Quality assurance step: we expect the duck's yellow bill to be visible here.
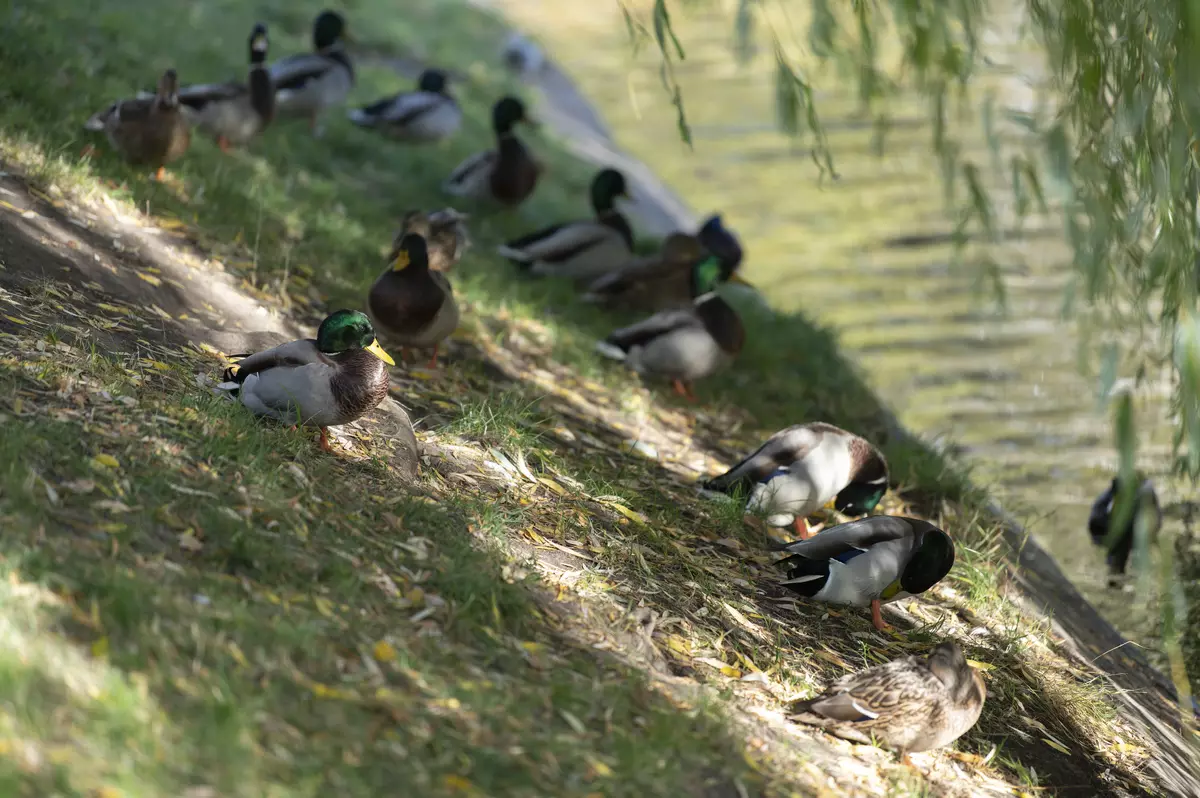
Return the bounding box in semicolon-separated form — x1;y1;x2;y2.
366;338;395;365
391;250;410;271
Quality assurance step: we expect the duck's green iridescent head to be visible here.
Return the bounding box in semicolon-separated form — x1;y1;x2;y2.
590;168;628;213
313;10;348;50
316;310;394;365
418;69;449;95
899;526;955;594
689;256;723;298
834;481;887;516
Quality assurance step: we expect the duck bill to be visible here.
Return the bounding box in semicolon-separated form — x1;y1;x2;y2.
366;338;395;366
726;273;753;287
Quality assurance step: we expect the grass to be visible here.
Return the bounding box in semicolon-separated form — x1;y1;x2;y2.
0;0;1175;795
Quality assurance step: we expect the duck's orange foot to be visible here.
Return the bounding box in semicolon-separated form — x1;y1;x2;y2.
318;427;333;452
217;135;233;153
793;517;810;540
870;599;891;632
153;166;167;181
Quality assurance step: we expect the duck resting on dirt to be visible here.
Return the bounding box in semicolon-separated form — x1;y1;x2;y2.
1087;474;1161;585
83;68;191;180
497;167;633;283
369;232;460;368
594;255;745;399
699;423;889;540
217;309;394;451
390;208;471;274
775;515;955;631
789;641;986;760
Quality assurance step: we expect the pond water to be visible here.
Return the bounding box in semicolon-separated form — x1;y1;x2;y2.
491;2;1179;651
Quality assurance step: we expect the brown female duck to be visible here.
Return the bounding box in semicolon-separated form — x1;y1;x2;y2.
84;68;191;180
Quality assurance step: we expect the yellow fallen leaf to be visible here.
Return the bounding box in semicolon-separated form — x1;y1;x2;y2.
443;775;474;791
4;315;27;325
11;398;22;415
178;532;203;552
405;587;425;605
137;272;162;287
92;453;120;469
91;636;109;658
965;658;995;672
1043;737;1071;755
663;635;690;655
586;756;613;778
141;359;171;371
537;477;567;495
719;665;743;678
313;596;334;617
373;640;397;663
227;642;248;667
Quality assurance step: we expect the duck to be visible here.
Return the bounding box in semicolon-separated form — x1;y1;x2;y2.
391;208;471;273
775;516;955;631
502;32;545;80
442;96;541;206
169;23;275;151
789;641;986;758
497;168;634;283
83;68;191;180
216;309;394;451
582;214;748;311
700;423;889;539
594;256;745;399
1087;474;1161;584
268;10;354;135
368;233;460;367
348;69;461;143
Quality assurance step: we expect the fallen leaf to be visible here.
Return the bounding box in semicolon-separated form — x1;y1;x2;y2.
92;453;120;469
313;596;335;617
373;640;397;663
92;499;132;514
1042;736;1071;755
178;532;203;552
91;636;109;658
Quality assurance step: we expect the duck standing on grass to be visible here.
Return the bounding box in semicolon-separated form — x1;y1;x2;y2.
348;69;462;143
268;10;354;136
700;423;889;540
368;233;460;368
497;167;634;283
83;68;191;180
775;515;955;631
217;310;394;451
583;214;748;311
442;96;541;206
789;641;986;761
171;23;275;151
1087;474;1162;584
595;257;745;400
392;209;470;273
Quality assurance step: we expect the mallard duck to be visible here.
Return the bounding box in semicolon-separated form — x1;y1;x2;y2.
368;233;460;367
776;516;955;631
582;214;748;311
497;168;633;283
442;96;541;206
171;23;275;151
216;309;394;451
594;257;745;399
348;69;461;143
700;423;889;539
391;208;470;273
268;10;354;136
83;68;191;180
1088;474;1161;583
789;642;985;756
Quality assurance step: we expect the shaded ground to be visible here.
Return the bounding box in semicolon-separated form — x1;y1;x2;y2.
0;0;1195;794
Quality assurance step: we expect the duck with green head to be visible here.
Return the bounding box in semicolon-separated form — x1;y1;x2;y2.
442;96;541;206
349;68;461;143
701;423;889;540
170;23;275;151
368;233;460;367
217;309;394;451
594;253;745;399
582;213;749;311
775;516;955;631
268;10;354;136
497;167;634;283
84;68;191;180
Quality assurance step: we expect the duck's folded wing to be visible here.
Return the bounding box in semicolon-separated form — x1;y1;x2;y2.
443;150;496;193
776;516;914;558
226;339;324;381
703;424;822;493
178;81;247;110
503;222;612;263
270;54;334;92
368;92;447;126
605;309;700;351
243;361;336;417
